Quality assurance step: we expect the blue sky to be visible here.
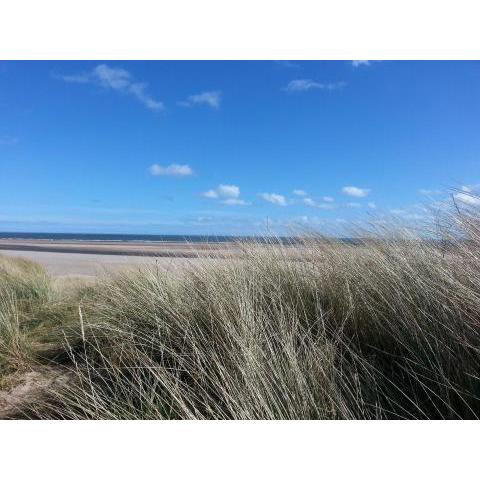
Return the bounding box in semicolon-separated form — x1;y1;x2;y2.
1;60;479;234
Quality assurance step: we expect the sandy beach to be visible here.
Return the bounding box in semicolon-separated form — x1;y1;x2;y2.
0;240;237;279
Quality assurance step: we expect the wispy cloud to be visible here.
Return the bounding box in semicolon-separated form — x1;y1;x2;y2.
291;190;336;207
259;193;288;206
303;197;335;209
149;164;193;176
0;135;18;145
284;79;346;92
347;202;361;208
419;188;442;195
202;189;219;199
368;202;377;209
342;186;370;198
352;60;371;67
222;198;249;206
55;64;164;111
128;83;164;110
179;91;221;109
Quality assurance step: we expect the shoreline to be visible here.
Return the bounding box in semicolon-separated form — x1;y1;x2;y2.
0;239;237;258
0;240;239;278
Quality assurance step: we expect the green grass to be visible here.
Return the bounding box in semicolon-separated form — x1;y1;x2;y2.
2;205;480;419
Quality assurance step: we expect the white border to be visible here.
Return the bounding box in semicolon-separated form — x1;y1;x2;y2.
0;420;478;479
1;1;479;477
0;0;479;59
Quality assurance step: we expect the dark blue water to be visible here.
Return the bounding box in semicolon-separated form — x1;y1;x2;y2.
0;231;300;244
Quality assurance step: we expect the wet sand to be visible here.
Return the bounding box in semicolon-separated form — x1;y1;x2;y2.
0;240;238;279
0;239;236;257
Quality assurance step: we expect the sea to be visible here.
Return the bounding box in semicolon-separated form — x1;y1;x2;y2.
0;232;297;244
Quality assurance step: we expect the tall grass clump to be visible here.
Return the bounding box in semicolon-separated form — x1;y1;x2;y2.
3;202;480;419
0;256;52;376
0;256;85;383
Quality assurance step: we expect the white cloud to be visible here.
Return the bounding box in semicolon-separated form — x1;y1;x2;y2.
222;198;249;206
285;79;320;91
217;184;240;198
352;60;371;67
342;186;370;198
259;193;288;206
368;202;377;209
390;209;406;215
149;163;193;176
347;202;361;208
203;184;246;205
94;64;131;90
55;64;164;111
202;189;219;199
303;197;316;207
293;189;307;196
322;196;334;202
284;79;346;92
179;91;221;109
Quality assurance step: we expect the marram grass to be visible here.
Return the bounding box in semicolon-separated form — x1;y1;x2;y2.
2;206;480;419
